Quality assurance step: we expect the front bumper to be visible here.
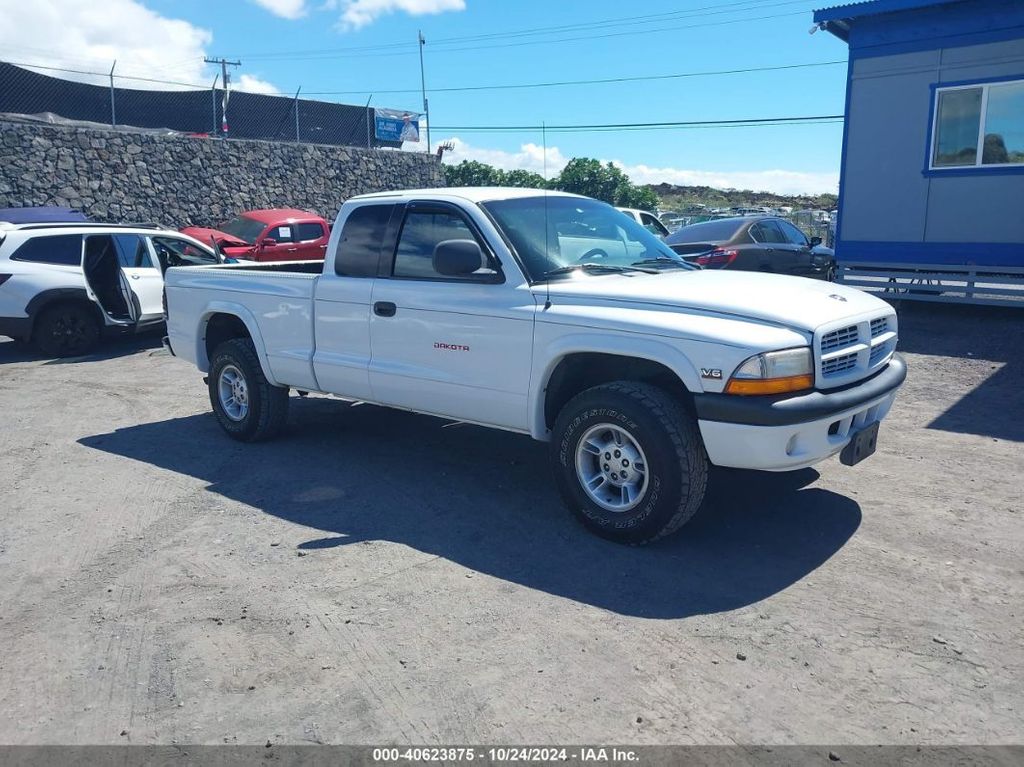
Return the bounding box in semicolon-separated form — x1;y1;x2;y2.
694;353;907;471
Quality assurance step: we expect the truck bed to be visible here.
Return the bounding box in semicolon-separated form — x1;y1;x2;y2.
164;260;324;391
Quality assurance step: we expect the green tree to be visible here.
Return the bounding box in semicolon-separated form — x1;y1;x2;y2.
443;160;506;187
502;169;548;188
552;158;658;210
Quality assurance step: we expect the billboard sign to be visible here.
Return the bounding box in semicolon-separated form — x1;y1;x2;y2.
374;108;421;143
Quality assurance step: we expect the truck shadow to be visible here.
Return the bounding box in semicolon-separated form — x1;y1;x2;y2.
79;398;861;619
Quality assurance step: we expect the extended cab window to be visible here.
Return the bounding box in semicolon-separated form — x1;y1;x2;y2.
11;234;82;265
296;222;325;242
335;204;394;277
393;209;494;281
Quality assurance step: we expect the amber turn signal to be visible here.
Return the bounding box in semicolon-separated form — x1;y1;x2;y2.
724;374;814;396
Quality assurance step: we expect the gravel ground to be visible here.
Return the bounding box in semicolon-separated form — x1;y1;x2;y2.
0;301;1020;746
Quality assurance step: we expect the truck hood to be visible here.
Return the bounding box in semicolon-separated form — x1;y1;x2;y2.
539;270;886;332
180;226;252;251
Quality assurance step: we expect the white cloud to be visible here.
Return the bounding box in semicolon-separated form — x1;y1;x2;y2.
0;0;212;88
327;0;466;30
440;136;839;196
440;137;568;179
611;162;839;196
236;74;281;94
249;0;307;18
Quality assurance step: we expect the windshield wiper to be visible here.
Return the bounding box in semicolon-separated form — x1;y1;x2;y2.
630;257;696;270
543;262;659;278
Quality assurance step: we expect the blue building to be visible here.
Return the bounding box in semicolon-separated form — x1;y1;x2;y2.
814;0;1024;304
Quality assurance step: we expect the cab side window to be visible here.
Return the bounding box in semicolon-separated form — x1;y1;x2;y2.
266;225;295;244
392;209;495;281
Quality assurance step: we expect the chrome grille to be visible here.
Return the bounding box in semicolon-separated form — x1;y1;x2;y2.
816;311;897;388
822;352;858;377
822;325;858;353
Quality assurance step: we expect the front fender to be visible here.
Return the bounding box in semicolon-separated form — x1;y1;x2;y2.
528;332;704;440
195;300;280;387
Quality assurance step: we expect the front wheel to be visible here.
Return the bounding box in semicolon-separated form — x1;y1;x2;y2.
551;381;708;545
208;338;289;442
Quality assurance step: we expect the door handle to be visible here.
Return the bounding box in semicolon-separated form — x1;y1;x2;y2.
130;274;140;279
287;247;298;252
373;301;397;317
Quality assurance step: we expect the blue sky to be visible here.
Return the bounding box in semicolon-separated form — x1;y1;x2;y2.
1;0;852;194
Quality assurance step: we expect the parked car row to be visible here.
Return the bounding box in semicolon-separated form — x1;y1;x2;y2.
619;208;837;281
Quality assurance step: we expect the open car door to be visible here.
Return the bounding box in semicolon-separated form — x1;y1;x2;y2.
81;234;137;325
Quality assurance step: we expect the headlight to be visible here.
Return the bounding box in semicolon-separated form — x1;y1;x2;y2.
724;347;814;395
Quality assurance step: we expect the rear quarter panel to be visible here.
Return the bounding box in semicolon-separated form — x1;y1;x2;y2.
165;265;319;389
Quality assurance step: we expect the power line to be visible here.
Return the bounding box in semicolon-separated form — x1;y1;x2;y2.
302;60;845;97
431;115;845;134
4;60;210;89
235;0;817;61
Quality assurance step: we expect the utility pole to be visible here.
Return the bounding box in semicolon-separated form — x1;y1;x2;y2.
418;31;430;152
204;56;241;137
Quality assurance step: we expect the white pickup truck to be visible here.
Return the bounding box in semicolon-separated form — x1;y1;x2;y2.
165;187;906;544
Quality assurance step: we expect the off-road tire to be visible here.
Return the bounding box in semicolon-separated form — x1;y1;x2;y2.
208;338;289;442
551;381;708;545
32;302;101;357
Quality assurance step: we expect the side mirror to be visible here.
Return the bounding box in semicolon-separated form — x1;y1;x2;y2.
261;238;277;248
809;236;822;247
433;239;484;276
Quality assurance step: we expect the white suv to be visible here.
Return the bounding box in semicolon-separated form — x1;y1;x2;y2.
0;222;218;356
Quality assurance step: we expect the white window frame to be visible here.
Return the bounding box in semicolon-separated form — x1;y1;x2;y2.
929;78;1024;170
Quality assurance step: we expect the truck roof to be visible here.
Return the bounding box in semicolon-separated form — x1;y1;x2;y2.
350;187;586;204
242;208;325;223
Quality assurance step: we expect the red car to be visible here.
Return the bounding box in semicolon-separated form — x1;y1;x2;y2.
181;208;331;262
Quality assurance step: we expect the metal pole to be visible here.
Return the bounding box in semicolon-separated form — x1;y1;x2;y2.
418;31;430;153
109;60;117;128
204;57;241;137
293;87;301;143
210;75;219;135
365;95;373;149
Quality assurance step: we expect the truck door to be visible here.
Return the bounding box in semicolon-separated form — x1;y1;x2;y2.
367;201;535;430
256;224;299;262
294;221;329;261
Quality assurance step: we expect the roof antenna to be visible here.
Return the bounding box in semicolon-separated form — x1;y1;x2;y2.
543;120;551;311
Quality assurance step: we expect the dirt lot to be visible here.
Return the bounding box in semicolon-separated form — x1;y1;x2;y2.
0;302;1021;746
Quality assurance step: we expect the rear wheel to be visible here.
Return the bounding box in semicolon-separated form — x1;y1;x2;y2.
32;303;100;357
208;338;289;442
551;381;708;544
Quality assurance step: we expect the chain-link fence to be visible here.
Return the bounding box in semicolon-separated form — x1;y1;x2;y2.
0;61;415;149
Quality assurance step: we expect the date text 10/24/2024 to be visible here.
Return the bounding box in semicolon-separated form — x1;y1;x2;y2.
373;747;640;762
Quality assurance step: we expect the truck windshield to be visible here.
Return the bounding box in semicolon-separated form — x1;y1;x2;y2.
481;196;695;281
216;216;265;244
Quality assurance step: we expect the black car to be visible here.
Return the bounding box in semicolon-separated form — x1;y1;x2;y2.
664;216;836;281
